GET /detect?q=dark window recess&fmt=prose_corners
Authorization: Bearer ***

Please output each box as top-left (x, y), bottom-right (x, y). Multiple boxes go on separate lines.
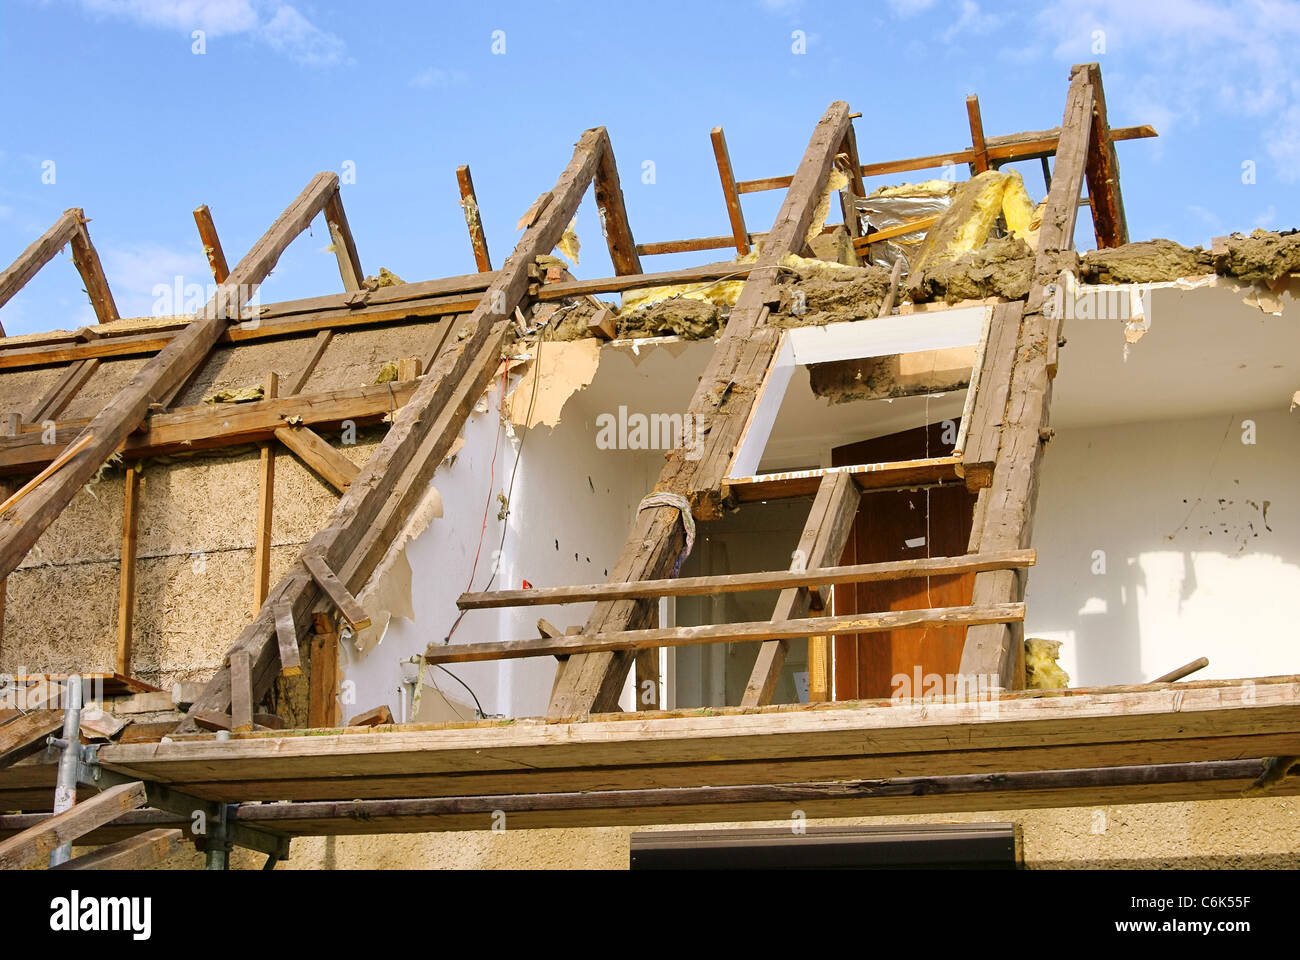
top-left (629, 823), bottom-right (1020, 870)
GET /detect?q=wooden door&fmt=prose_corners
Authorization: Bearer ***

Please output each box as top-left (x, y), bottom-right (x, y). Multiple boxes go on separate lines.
top-left (831, 421), bottom-right (977, 700)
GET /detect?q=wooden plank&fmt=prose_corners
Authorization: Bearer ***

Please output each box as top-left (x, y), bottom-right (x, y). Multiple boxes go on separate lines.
top-left (958, 302), bottom-right (1025, 490)
top-left (230, 649), bottom-right (254, 733)
top-left (725, 456), bottom-right (966, 502)
top-left (1081, 63), bottom-right (1129, 248)
top-left (456, 165), bottom-right (493, 272)
top-left (536, 261), bottom-right (753, 301)
top-left (308, 614), bottom-right (340, 728)
top-left (322, 189), bottom-right (363, 292)
top-left (429, 603), bottom-right (1024, 664)
top-left (0, 780), bottom-right (146, 870)
top-left (348, 705), bottom-right (394, 727)
top-left (274, 424), bottom-right (358, 493)
top-left (548, 102), bottom-right (855, 718)
top-left (52, 827), bottom-right (183, 870)
top-left (0, 433), bottom-right (94, 517)
top-left (25, 358), bottom-right (100, 424)
top-left (742, 471), bottom-right (861, 707)
top-left (115, 464), bottom-right (140, 677)
top-left (67, 209), bottom-right (119, 324)
top-left (66, 676), bottom-right (1300, 805)
top-left (851, 215), bottom-right (940, 253)
top-left (710, 126), bottom-right (750, 255)
top-left (302, 552), bottom-right (371, 631)
top-left (274, 597), bottom-right (301, 677)
top-left (460, 549), bottom-right (1035, 610)
top-left (736, 123), bottom-right (1156, 192)
top-left (0, 379), bottom-right (421, 475)
top-left (966, 94), bottom-right (989, 174)
top-left (593, 132), bottom-right (642, 275)
top-left (193, 204), bottom-right (230, 283)
top-left (0, 711), bottom-right (61, 770)
top-left (285, 329), bottom-right (333, 395)
top-left (0, 210), bottom-right (79, 322)
top-left (177, 128), bottom-right (611, 734)
top-left (586, 308), bottom-right (616, 341)
top-left (960, 65), bottom-right (1096, 688)
top-left (252, 372), bottom-right (278, 615)
top-left (0, 172), bottom-right (343, 584)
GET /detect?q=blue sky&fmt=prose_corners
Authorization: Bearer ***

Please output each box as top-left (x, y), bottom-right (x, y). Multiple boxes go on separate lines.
top-left (0, 0), bottom-right (1296, 337)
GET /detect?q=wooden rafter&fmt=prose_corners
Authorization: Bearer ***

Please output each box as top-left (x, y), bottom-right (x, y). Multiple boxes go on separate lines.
top-left (958, 63), bottom-right (1102, 689)
top-left (966, 94), bottom-right (989, 173)
top-left (0, 172), bottom-right (345, 585)
top-left (710, 126), bottom-right (750, 256)
top-left (193, 204), bottom-right (230, 283)
top-left (176, 128), bottom-right (614, 733)
top-left (456, 165), bottom-right (493, 272)
top-left (323, 188), bottom-right (364, 291)
top-left (546, 101), bottom-right (854, 718)
top-left (592, 131), bottom-right (641, 275)
top-left (741, 472), bottom-right (860, 707)
top-left (0, 207), bottom-right (120, 336)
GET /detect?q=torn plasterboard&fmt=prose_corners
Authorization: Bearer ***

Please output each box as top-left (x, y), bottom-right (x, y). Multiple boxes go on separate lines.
top-left (353, 484), bottom-right (444, 654)
top-left (506, 338), bottom-right (601, 428)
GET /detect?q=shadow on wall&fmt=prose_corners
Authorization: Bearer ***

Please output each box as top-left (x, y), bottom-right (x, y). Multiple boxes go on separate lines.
top-left (1026, 409), bottom-right (1300, 686)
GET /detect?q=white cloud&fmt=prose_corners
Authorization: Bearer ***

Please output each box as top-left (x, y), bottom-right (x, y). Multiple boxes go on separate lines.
top-left (409, 67), bottom-right (467, 90)
top-left (102, 243), bottom-right (212, 317)
top-left (942, 0), bottom-right (997, 41)
top-left (887, 0), bottom-right (938, 15)
top-left (1035, 0), bottom-right (1300, 182)
top-left (76, 0), bottom-right (347, 66)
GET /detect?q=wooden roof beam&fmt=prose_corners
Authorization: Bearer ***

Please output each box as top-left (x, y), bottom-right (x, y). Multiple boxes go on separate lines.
top-left (547, 101), bottom-right (854, 719)
top-left (0, 172), bottom-right (343, 583)
top-left (176, 128), bottom-right (614, 733)
top-left (456, 164), bottom-right (493, 273)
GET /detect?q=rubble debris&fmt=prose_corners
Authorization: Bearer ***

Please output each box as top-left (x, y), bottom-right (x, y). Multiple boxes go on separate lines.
top-left (771, 259), bottom-right (896, 326)
top-left (1024, 636), bottom-right (1070, 690)
top-left (618, 297), bottom-right (722, 339)
top-left (809, 348), bottom-right (973, 403)
top-left (1080, 239), bottom-right (1214, 284)
top-left (361, 267), bottom-right (405, 290)
top-left (203, 385), bottom-right (264, 404)
top-left (1215, 228), bottom-right (1300, 284)
top-left (908, 235), bottom-right (1035, 303)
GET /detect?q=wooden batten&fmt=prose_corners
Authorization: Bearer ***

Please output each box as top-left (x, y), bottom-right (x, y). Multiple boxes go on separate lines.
top-left (592, 131), bottom-right (642, 275)
top-left (115, 465), bottom-right (141, 677)
top-left (710, 126), bottom-right (750, 255)
top-left (193, 204), bottom-right (230, 283)
top-left (742, 471), bottom-right (861, 707)
top-left (252, 372), bottom-right (279, 616)
top-left (323, 188), bottom-right (364, 292)
top-left (456, 165), bottom-right (493, 273)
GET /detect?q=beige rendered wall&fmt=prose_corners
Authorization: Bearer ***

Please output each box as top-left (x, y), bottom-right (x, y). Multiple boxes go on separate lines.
top-left (145, 795), bottom-right (1298, 869)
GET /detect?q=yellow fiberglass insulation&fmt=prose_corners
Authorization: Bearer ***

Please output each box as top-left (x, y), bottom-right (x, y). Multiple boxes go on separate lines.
top-left (915, 169), bottom-right (1041, 273)
top-left (556, 217), bottom-right (580, 265)
top-left (1024, 637), bottom-right (1070, 690)
top-left (805, 167), bottom-right (850, 246)
top-left (619, 251), bottom-right (860, 314)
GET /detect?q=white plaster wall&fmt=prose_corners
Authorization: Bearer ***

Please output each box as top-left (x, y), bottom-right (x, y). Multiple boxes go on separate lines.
top-left (1028, 407), bottom-right (1300, 686)
top-left (345, 373), bottom-right (660, 721)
